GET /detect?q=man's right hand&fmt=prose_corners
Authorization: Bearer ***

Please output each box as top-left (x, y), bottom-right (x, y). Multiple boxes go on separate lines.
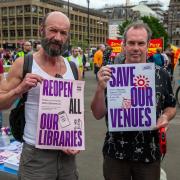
top-left (97, 66), bottom-right (112, 90)
top-left (15, 73), bottom-right (43, 96)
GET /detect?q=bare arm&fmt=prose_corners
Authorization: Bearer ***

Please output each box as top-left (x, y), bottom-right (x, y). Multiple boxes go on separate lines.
top-left (78, 69), bottom-right (82, 80)
top-left (0, 74), bottom-right (3, 81)
top-left (91, 85), bottom-right (106, 120)
top-left (0, 57), bottom-right (43, 110)
top-left (156, 107), bottom-right (176, 130)
top-left (91, 66), bottom-right (111, 120)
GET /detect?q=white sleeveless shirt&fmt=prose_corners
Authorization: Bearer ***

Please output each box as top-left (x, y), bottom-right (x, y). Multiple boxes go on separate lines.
top-left (23, 58), bottom-right (74, 145)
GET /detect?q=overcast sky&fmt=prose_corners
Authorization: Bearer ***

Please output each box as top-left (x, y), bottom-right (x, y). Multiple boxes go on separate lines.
top-left (64, 0), bottom-right (170, 9)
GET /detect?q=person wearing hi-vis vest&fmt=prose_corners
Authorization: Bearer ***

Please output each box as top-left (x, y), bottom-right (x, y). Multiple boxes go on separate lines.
top-left (0, 59), bottom-right (3, 128)
top-left (67, 47), bottom-right (83, 79)
top-left (15, 41), bottom-right (32, 59)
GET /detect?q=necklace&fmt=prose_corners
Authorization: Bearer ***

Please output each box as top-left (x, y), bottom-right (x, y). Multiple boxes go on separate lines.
top-left (55, 73), bottom-right (63, 78)
top-left (55, 57), bottom-right (64, 78)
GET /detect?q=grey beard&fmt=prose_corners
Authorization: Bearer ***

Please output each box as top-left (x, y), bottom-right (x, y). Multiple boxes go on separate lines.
top-left (41, 38), bottom-right (68, 57)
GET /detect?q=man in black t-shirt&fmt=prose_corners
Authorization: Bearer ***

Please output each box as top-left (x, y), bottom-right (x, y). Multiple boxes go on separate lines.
top-left (91, 23), bottom-right (176, 180)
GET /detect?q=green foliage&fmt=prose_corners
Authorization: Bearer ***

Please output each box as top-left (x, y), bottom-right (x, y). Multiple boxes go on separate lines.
top-left (141, 16), bottom-right (168, 48)
top-left (118, 20), bottom-right (131, 36)
top-left (118, 16), bottom-right (168, 49)
top-left (71, 38), bottom-right (88, 50)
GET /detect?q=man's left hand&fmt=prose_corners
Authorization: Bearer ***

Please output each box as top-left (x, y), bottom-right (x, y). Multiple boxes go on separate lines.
top-left (156, 114), bottom-right (169, 131)
top-left (62, 149), bottom-right (80, 155)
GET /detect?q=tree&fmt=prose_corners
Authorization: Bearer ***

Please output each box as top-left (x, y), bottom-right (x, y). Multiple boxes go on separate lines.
top-left (70, 38), bottom-right (88, 50)
top-left (118, 20), bottom-right (131, 37)
top-left (118, 16), bottom-right (168, 48)
top-left (141, 16), bottom-right (168, 48)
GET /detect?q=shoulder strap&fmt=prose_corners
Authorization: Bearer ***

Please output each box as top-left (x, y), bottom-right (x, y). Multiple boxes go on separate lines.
top-left (68, 61), bottom-right (78, 80)
top-left (22, 54), bottom-right (33, 101)
top-left (23, 54), bottom-right (33, 78)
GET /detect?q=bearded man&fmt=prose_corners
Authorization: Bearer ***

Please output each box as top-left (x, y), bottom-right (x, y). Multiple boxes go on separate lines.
top-left (0, 11), bottom-right (80, 180)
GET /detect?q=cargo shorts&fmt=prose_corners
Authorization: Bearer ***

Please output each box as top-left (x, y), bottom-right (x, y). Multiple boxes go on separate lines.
top-left (18, 143), bottom-right (78, 180)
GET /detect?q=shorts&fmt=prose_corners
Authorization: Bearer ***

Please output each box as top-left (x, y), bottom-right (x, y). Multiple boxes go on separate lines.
top-left (18, 143), bottom-right (78, 180)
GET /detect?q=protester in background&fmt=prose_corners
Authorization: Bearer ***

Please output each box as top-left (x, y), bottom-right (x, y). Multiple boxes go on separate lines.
top-left (0, 48), bottom-right (4, 61)
top-left (36, 44), bottom-right (42, 52)
top-left (91, 22), bottom-right (176, 180)
top-left (152, 48), bottom-right (164, 67)
top-left (67, 47), bottom-right (83, 79)
top-left (103, 46), bottom-right (113, 66)
top-left (114, 51), bottom-right (126, 64)
top-left (165, 46), bottom-right (174, 80)
top-left (93, 44), bottom-right (105, 80)
top-left (0, 11), bottom-right (80, 180)
top-left (0, 59), bottom-right (3, 128)
top-left (3, 50), bottom-right (12, 65)
top-left (161, 51), bottom-right (169, 67)
top-left (79, 48), bottom-right (86, 78)
top-left (0, 59), bottom-right (3, 79)
top-left (15, 41), bottom-right (32, 59)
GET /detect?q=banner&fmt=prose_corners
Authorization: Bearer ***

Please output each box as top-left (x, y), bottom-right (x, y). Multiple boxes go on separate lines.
top-left (170, 44), bottom-right (180, 67)
top-left (106, 39), bottom-right (123, 57)
top-left (107, 38), bottom-right (163, 57)
top-left (36, 78), bottom-right (85, 150)
top-left (107, 63), bottom-right (156, 131)
top-left (148, 38), bottom-right (163, 55)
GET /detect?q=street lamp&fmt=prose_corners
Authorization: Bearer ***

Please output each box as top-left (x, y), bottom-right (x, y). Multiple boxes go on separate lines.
top-left (87, 0), bottom-right (90, 61)
top-left (67, 0), bottom-right (70, 56)
top-left (169, 10), bottom-right (174, 44)
top-left (68, 0), bottom-right (70, 18)
top-left (125, 0), bottom-right (128, 21)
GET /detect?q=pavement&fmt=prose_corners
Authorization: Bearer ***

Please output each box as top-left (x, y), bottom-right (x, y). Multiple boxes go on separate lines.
top-left (1, 70), bottom-right (180, 180)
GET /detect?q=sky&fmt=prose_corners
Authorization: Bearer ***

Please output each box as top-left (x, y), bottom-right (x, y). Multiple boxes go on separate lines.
top-left (64, 0), bottom-right (170, 10)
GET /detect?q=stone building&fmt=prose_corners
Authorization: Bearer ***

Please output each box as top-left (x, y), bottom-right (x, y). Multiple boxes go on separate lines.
top-left (99, 1), bottom-right (164, 39)
top-left (0, 0), bottom-right (108, 49)
top-left (168, 0), bottom-right (180, 46)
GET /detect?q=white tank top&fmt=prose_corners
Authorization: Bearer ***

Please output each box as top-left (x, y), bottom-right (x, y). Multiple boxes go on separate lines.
top-left (23, 58), bottom-right (74, 145)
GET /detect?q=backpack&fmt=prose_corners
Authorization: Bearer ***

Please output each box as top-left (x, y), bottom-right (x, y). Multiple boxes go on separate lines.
top-left (9, 54), bottom-right (33, 142)
top-left (9, 55), bottom-right (78, 142)
top-left (153, 54), bottom-right (164, 67)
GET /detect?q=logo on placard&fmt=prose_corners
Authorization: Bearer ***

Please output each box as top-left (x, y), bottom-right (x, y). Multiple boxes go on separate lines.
top-left (134, 75), bottom-right (150, 87)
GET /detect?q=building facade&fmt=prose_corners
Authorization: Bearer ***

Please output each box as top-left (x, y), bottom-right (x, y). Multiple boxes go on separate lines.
top-left (139, 1), bottom-right (164, 22)
top-left (99, 1), bottom-right (164, 39)
top-left (0, 0), bottom-right (108, 49)
top-left (168, 0), bottom-right (180, 47)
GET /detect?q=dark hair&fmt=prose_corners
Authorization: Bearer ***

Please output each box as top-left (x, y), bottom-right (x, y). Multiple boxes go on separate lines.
top-left (123, 22), bottom-right (152, 44)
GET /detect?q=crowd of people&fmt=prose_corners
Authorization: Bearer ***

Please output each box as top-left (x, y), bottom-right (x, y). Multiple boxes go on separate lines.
top-left (147, 46), bottom-right (176, 80)
top-left (0, 45), bottom-right (88, 80)
top-left (92, 43), bottom-right (177, 82)
top-left (0, 10), bottom-right (178, 180)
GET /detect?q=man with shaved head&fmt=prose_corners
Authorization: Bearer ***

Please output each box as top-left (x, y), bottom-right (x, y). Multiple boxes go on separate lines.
top-left (93, 44), bottom-right (105, 80)
top-left (16, 41), bottom-right (32, 59)
top-left (0, 11), bottom-right (80, 180)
